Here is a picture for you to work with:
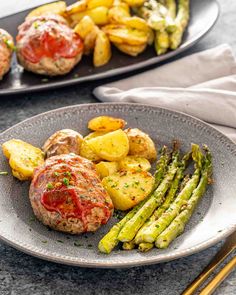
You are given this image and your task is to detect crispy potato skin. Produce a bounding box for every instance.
[125,128,157,162]
[42,129,83,158]
[88,116,126,132]
[102,169,154,210]
[2,139,44,181]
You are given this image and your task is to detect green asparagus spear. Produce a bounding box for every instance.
[117,150,179,242]
[135,144,203,244]
[155,30,169,55]
[98,198,148,253]
[170,0,190,49]
[135,151,190,245]
[138,242,154,252]
[165,0,176,19]
[154,145,170,188]
[155,146,212,248]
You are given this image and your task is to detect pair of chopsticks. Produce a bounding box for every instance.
[182,231,236,295]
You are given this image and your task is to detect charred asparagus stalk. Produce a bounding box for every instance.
[156,146,212,248]
[135,151,191,244]
[135,144,203,244]
[170,0,190,49]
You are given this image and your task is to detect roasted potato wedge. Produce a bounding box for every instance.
[88,116,126,131]
[113,0,130,13]
[102,170,154,210]
[83,26,99,55]
[114,42,147,56]
[66,0,88,15]
[94,31,112,67]
[70,6,109,26]
[42,129,83,158]
[80,131,107,161]
[125,128,157,162]
[108,6,130,24]
[96,161,119,179]
[119,156,151,171]
[105,27,148,45]
[26,1,66,19]
[123,16,149,31]
[123,0,145,7]
[87,0,114,9]
[87,129,129,161]
[74,16,97,39]
[2,139,44,181]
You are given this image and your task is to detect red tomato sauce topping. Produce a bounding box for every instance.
[16,15,83,63]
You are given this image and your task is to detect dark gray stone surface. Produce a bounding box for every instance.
[0,1,235,294]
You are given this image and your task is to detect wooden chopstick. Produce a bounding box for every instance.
[199,255,236,295]
[182,231,236,295]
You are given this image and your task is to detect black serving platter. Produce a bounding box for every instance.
[0,0,219,95]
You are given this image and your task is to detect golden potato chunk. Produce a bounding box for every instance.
[74,16,97,39]
[87,129,129,161]
[66,0,88,15]
[70,6,109,26]
[102,170,154,210]
[93,31,112,67]
[26,1,66,19]
[87,0,114,9]
[125,128,157,162]
[80,131,107,161]
[88,116,126,132]
[2,139,44,181]
[114,42,147,56]
[119,156,151,171]
[96,161,119,179]
[42,129,83,158]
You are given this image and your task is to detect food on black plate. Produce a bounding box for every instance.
[42,129,83,158]
[0,29,14,80]
[29,154,113,234]
[16,14,84,76]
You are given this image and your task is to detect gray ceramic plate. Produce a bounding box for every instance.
[0,103,236,268]
[0,0,219,95]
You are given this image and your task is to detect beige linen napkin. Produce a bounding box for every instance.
[93,44,236,142]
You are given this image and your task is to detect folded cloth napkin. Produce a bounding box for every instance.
[93,44,236,143]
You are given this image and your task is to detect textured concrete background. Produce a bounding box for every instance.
[0,1,236,294]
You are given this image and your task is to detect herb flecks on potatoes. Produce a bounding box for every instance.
[2,139,44,181]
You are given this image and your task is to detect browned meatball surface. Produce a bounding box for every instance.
[29,154,113,234]
[16,14,83,76]
[0,29,14,80]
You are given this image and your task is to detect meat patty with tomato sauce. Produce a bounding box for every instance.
[16,14,83,76]
[29,154,113,234]
[0,29,14,80]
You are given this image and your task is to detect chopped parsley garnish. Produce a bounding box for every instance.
[41,240,48,244]
[74,241,82,247]
[46,182,54,189]
[54,172,59,177]
[57,240,64,243]
[63,177,70,186]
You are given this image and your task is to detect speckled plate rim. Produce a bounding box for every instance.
[0,102,236,268]
[0,0,220,96]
